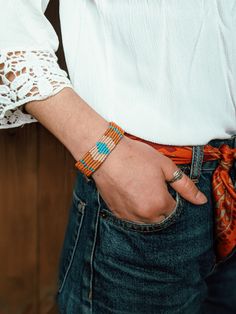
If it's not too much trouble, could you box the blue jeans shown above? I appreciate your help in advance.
[56,135,236,314]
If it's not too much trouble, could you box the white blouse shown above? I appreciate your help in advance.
[0,0,236,145]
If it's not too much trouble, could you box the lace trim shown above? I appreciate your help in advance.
[0,107,37,129]
[0,50,72,129]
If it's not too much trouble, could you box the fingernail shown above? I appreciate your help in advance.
[196,191,208,204]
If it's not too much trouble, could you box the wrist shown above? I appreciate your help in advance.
[73,120,110,160]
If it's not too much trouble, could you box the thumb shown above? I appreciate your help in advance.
[162,161,208,205]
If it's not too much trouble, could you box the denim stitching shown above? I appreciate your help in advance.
[190,145,204,183]
[88,190,101,309]
[72,190,86,212]
[99,193,184,233]
[190,146,198,181]
[197,146,205,179]
[58,200,86,294]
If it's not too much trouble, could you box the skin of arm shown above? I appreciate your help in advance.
[25,87,110,161]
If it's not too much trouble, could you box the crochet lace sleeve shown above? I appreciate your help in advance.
[0,49,72,129]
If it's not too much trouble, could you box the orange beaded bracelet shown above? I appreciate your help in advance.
[75,122,125,177]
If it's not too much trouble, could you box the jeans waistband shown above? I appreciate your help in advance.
[187,134,236,183]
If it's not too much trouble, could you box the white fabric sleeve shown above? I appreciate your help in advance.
[0,0,73,129]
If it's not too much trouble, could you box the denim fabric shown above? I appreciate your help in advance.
[56,135,236,314]
[204,252,236,314]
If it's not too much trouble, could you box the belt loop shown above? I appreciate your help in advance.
[189,145,205,183]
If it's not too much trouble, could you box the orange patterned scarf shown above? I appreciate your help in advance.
[125,132,236,262]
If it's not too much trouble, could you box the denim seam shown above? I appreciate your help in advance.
[58,200,86,294]
[89,190,102,310]
[99,194,185,233]
[72,190,87,211]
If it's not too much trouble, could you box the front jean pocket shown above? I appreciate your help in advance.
[98,185,185,233]
[57,190,86,294]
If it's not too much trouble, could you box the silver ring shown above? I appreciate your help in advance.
[166,168,184,184]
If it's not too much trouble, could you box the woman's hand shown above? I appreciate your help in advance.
[92,136,208,224]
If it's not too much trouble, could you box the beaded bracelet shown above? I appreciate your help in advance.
[75,121,125,177]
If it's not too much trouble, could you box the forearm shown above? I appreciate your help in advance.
[24,87,109,161]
